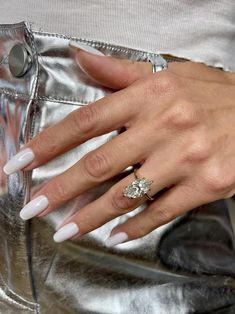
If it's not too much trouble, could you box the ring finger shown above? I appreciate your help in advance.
[52,158,182,243]
[18,126,150,220]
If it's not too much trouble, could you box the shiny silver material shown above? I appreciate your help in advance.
[0,21,235,313]
[8,43,32,77]
[148,53,168,73]
[146,53,168,73]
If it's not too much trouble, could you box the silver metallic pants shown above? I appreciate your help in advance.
[0,21,235,314]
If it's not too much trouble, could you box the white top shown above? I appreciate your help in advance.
[1,0,235,71]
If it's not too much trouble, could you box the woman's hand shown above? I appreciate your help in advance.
[3,48,235,246]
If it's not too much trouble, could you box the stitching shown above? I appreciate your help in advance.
[0,25,166,104]
[31,30,187,62]
[21,24,39,140]
[0,25,173,105]
[0,24,26,31]
[32,30,149,57]
[27,121,41,307]
[0,88,90,105]
[21,23,41,313]
[32,30,188,64]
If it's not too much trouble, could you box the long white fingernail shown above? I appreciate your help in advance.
[53,222,79,243]
[105,232,128,247]
[20,195,49,220]
[69,40,104,56]
[3,148,35,175]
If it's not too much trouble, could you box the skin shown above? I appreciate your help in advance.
[18,48,235,243]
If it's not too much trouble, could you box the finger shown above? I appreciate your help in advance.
[168,61,229,83]
[73,48,228,89]
[106,183,210,246]
[72,49,153,89]
[19,125,152,220]
[4,81,142,174]
[51,158,182,243]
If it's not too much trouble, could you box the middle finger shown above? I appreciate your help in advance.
[19,125,149,220]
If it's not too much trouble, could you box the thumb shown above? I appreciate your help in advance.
[69,44,152,90]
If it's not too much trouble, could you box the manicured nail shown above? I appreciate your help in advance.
[105,232,128,247]
[53,222,79,243]
[69,40,104,56]
[20,195,49,220]
[3,148,35,175]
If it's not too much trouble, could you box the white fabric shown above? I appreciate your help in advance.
[0,0,234,71]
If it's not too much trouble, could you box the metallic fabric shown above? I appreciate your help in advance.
[0,21,235,314]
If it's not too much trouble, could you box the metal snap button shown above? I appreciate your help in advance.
[9,43,32,77]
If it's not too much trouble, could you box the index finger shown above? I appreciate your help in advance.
[3,84,140,175]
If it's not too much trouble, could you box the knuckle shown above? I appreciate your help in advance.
[149,71,176,96]
[34,129,58,157]
[184,131,212,162]
[123,207,178,240]
[163,99,200,129]
[202,164,234,194]
[137,223,149,238]
[136,214,158,237]
[83,150,111,180]
[51,180,70,203]
[156,207,173,225]
[71,105,97,134]
[110,190,138,213]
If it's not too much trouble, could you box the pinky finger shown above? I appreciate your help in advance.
[105,183,210,247]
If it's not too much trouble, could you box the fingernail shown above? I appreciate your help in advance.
[105,232,128,247]
[53,222,79,243]
[20,195,49,220]
[69,40,104,56]
[3,148,35,175]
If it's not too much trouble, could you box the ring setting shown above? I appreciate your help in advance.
[123,169,154,200]
[147,53,168,73]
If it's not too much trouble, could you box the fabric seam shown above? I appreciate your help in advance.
[0,88,89,105]
[22,21,41,314]
[32,29,150,57]
[32,29,186,64]
[0,274,37,312]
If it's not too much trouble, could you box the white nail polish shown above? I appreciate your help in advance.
[20,195,49,220]
[105,232,128,247]
[69,40,104,56]
[53,222,79,243]
[3,148,35,175]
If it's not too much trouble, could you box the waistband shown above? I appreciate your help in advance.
[0,21,188,106]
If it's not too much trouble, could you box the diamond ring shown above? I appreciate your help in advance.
[123,169,154,201]
[147,53,168,73]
